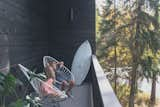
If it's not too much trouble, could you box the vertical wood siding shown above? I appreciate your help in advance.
[49,0,95,68]
[0,0,95,69]
[0,0,49,69]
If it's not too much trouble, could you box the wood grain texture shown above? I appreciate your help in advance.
[0,0,48,69]
[49,0,95,68]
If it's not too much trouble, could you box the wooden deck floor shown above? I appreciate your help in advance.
[59,82,93,107]
[41,82,93,107]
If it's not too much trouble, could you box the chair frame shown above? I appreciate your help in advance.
[43,56,75,85]
[18,64,68,103]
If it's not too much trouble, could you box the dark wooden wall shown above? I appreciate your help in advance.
[0,0,95,70]
[0,0,49,70]
[49,0,95,68]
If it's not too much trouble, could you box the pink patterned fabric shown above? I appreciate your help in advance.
[41,78,58,96]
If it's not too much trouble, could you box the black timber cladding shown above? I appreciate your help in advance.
[0,0,95,69]
[49,0,95,68]
[0,0,49,69]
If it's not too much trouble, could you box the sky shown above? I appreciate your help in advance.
[96,0,105,9]
[96,0,105,13]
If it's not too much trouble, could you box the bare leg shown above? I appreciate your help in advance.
[61,80,68,91]
[66,80,75,96]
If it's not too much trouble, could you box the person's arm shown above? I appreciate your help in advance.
[45,65,56,81]
[57,61,64,68]
[50,70,56,82]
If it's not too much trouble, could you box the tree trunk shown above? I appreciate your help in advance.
[129,1,142,106]
[149,2,159,106]
[129,62,137,107]
[150,74,156,106]
[113,0,117,95]
[114,45,117,94]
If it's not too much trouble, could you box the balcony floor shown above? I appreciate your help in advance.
[41,82,93,107]
[59,82,93,107]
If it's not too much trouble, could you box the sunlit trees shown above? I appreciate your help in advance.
[140,0,160,106]
[141,50,160,106]
[97,0,160,107]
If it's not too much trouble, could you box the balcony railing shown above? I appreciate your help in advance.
[92,55,122,107]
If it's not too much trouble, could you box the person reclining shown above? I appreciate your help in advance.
[41,78,60,97]
[45,61,75,96]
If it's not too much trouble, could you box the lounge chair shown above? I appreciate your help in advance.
[43,56,75,85]
[18,64,68,104]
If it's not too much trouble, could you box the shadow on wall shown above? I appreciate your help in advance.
[0,34,10,75]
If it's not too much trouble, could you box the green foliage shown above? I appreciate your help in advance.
[0,72,16,96]
[135,92,150,106]
[116,84,130,106]
[8,96,42,107]
[9,99,24,107]
[141,50,160,79]
[116,84,154,107]
[96,0,160,106]
[25,94,41,107]
[0,72,17,107]
[0,70,44,107]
